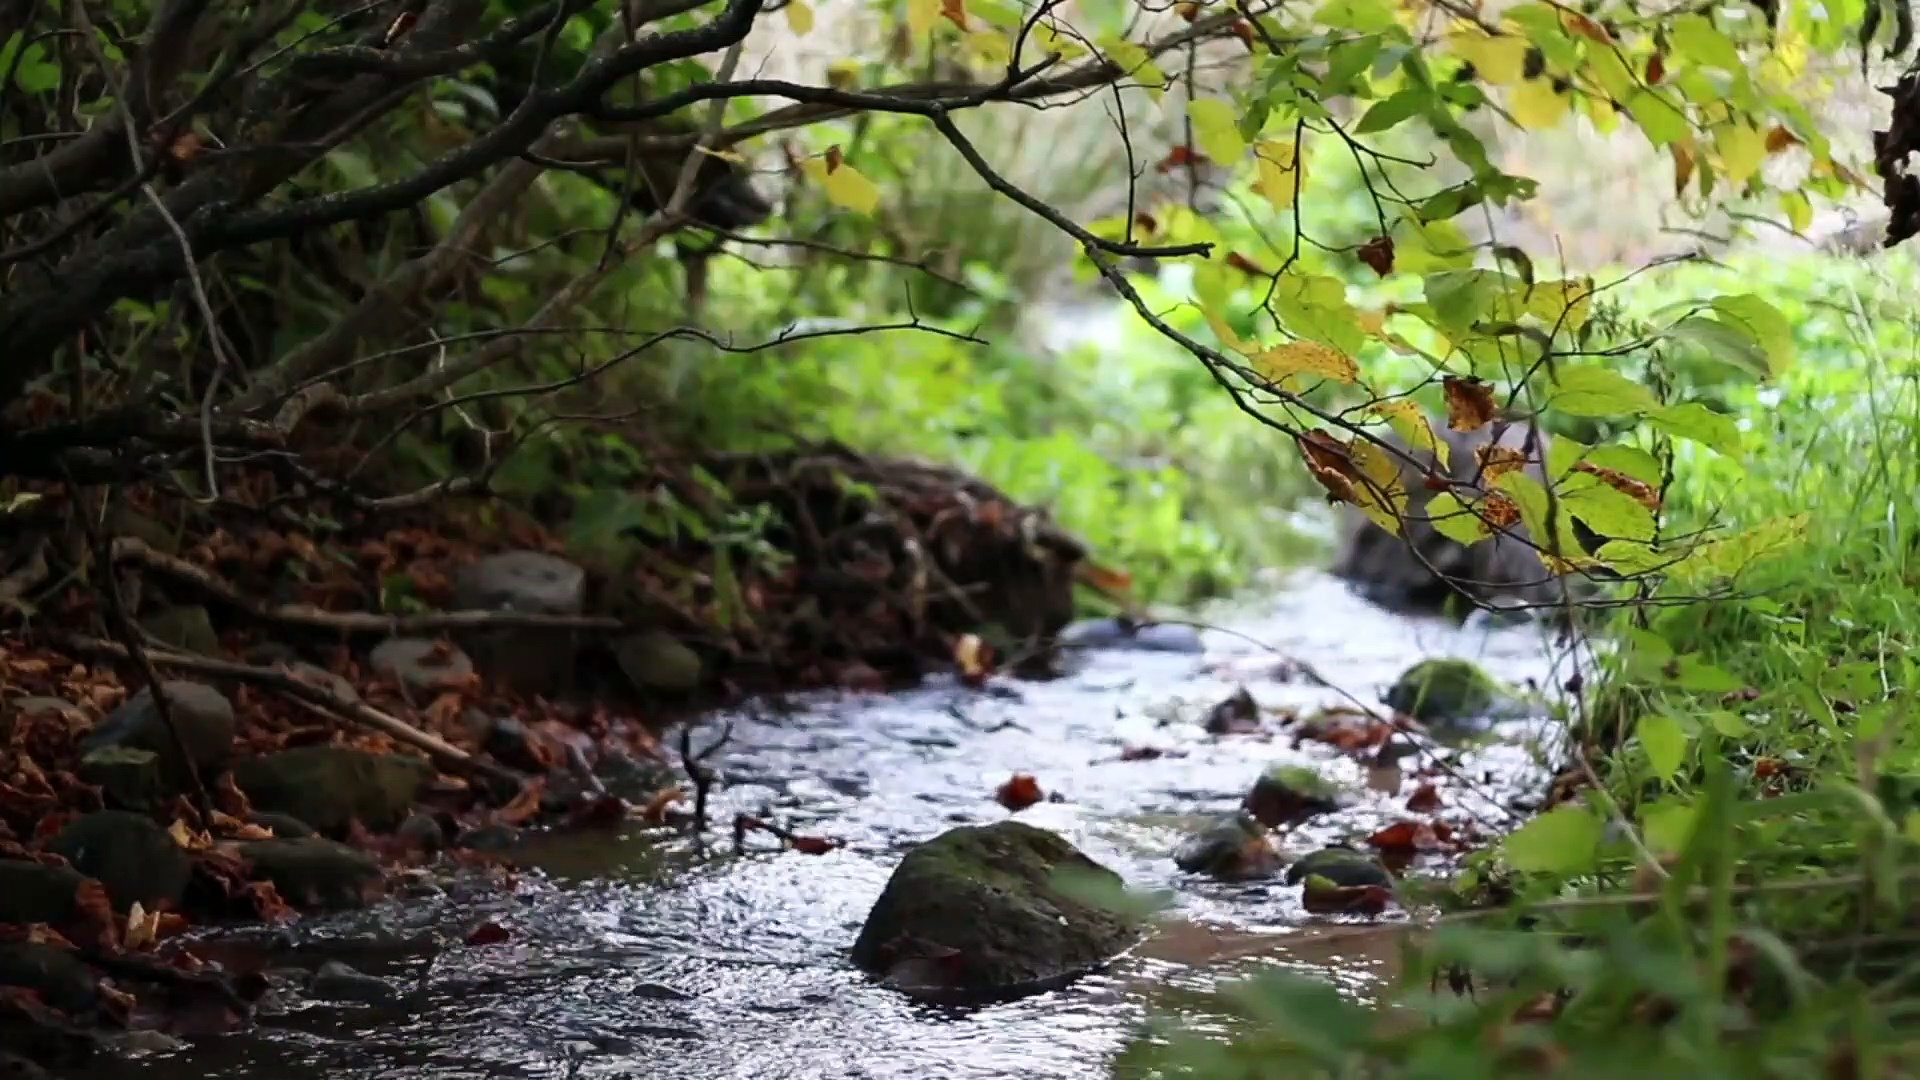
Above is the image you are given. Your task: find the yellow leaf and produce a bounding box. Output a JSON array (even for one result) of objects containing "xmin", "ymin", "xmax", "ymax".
[
  {"xmin": 1671, "ymin": 139, "xmax": 1696, "ymax": 198},
  {"xmin": 1509, "ymin": 79, "xmax": 1572, "ymax": 131},
  {"xmin": 1099, "ymin": 35, "xmax": 1166, "ymax": 99},
  {"xmin": 1251, "ymin": 340, "xmax": 1359, "ymax": 387},
  {"xmin": 785, "ymin": 0, "xmax": 815, "ymax": 33},
  {"xmin": 1527, "ymin": 278, "xmax": 1593, "ymax": 331},
  {"xmin": 1349, "ymin": 437, "xmax": 1410, "ymax": 534},
  {"xmin": 1187, "ymin": 98, "xmax": 1246, "ymax": 166},
  {"xmin": 907, "ymin": 0, "xmax": 938, "ymax": 37},
  {"xmin": 802, "ymin": 158, "xmax": 883, "ymax": 215},
  {"xmin": 168, "ymin": 818, "xmax": 196, "ymax": 848},
  {"xmin": 825, "ymin": 60, "xmax": 861, "ymax": 88},
  {"xmin": 1357, "ymin": 309, "xmax": 1388, "ymax": 337},
  {"xmin": 1030, "ymin": 23, "xmax": 1089, "ymax": 60},
  {"xmin": 1253, "ymin": 139, "xmax": 1303, "ymax": 212},
  {"xmin": 962, "ymin": 29, "xmax": 1009, "ymax": 65},
  {"xmin": 1782, "ymin": 189, "xmax": 1812, "ymax": 234},
  {"xmin": 1370, "ymin": 399, "xmax": 1451, "ymax": 468},
  {"xmin": 1202, "ymin": 306, "xmax": 1252, "ymax": 354},
  {"xmin": 1716, "ymin": 122, "xmax": 1766, "ymax": 188},
  {"xmin": 1451, "ymin": 26, "xmax": 1529, "ymax": 85}
]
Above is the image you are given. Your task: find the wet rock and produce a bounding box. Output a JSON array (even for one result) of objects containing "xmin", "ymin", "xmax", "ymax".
[
  {"xmin": 614, "ymin": 631, "xmax": 703, "ymax": 695},
  {"xmin": 1172, "ymin": 814, "xmax": 1282, "ymax": 881},
  {"xmin": 75, "ymin": 747, "xmax": 164, "ymax": 813},
  {"xmin": 396, "ymin": 813, "xmax": 445, "ymax": 854},
  {"xmin": 591, "ymin": 749, "xmax": 675, "ymax": 803},
  {"xmin": 0, "ymin": 859, "xmax": 87, "ymax": 926},
  {"xmin": 1244, "ymin": 765, "xmax": 1348, "ymax": 828},
  {"xmin": 0, "ymin": 941, "xmax": 99, "ymax": 1015},
  {"xmin": 851, "ymin": 820, "xmax": 1143, "ymax": 995},
  {"xmin": 82, "ymin": 681, "xmax": 234, "ymax": 793},
  {"xmin": 231, "ymin": 746, "xmax": 435, "ymax": 836},
  {"xmin": 1385, "ymin": 658, "xmax": 1528, "ymax": 729},
  {"xmin": 139, "ymin": 604, "xmax": 221, "ymax": 657},
  {"xmin": 101, "ymin": 1029, "xmax": 188, "ymax": 1057},
  {"xmin": 47, "ymin": 811, "xmax": 191, "ymax": 912},
  {"xmin": 247, "ymin": 812, "xmax": 316, "ymax": 839},
  {"xmin": 1283, "ymin": 846, "xmax": 1393, "ymax": 890},
  {"xmin": 237, "ymin": 838, "xmax": 383, "ymax": 910},
  {"xmin": 451, "ymin": 824, "xmax": 523, "ymax": 852},
  {"xmin": 452, "ymin": 551, "xmax": 588, "ymax": 697},
  {"xmin": 308, "ymin": 960, "xmax": 400, "ymax": 1005},
  {"xmin": 1059, "ymin": 618, "xmax": 1204, "ymax": 655},
  {"xmin": 368, "ymin": 637, "xmax": 474, "ymax": 694},
  {"xmin": 1204, "ymin": 686, "xmax": 1262, "ymax": 735}
]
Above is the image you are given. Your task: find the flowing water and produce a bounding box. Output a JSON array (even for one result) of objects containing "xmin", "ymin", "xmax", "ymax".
[{"xmin": 92, "ymin": 569, "xmax": 1584, "ymax": 1080}]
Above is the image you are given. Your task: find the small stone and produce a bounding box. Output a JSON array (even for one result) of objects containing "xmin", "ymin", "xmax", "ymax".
[
  {"xmin": 1244, "ymin": 765, "xmax": 1347, "ymax": 828},
  {"xmin": 368, "ymin": 637, "xmax": 474, "ymax": 694},
  {"xmin": 0, "ymin": 860, "xmax": 88, "ymax": 927},
  {"xmin": 237, "ymin": 838, "xmax": 383, "ymax": 911},
  {"xmin": 140, "ymin": 604, "xmax": 221, "ymax": 657},
  {"xmin": 308, "ymin": 960, "xmax": 400, "ymax": 1005},
  {"xmin": 1283, "ymin": 846, "xmax": 1393, "ymax": 890},
  {"xmin": 47, "ymin": 811, "xmax": 191, "ymax": 912},
  {"xmin": 1059, "ymin": 618, "xmax": 1204, "ymax": 654},
  {"xmin": 1172, "ymin": 814, "xmax": 1282, "ymax": 881},
  {"xmin": 396, "ymin": 813, "xmax": 445, "ymax": 854},
  {"xmin": 232, "ymin": 746, "xmax": 435, "ymax": 836},
  {"xmin": 613, "ymin": 631, "xmax": 703, "ymax": 695},
  {"xmin": 82, "ymin": 681, "xmax": 235, "ymax": 793},
  {"xmin": 452, "ymin": 551, "xmax": 588, "ymax": 697},
  {"xmin": 76, "ymin": 747, "xmax": 165, "ymax": 813}
]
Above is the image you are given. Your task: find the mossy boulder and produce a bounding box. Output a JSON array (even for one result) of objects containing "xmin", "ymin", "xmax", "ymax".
[
  {"xmin": 1244, "ymin": 765, "xmax": 1348, "ymax": 828},
  {"xmin": 0, "ymin": 860, "xmax": 88, "ymax": 927},
  {"xmin": 237, "ymin": 838, "xmax": 383, "ymax": 910},
  {"xmin": 1283, "ymin": 846, "xmax": 1393, "ymax": 890},
  {"xmin": 46, "ymin": 811, "xmax": 192, "ymax": 913},
  {"xmin": 76, "ymin": 747, "xmax": 164, "ymax": 813},
  {"xmin": 231, "ymin": 747, "xmax": 434, "ymax": 836},
  {"xmin": 139, "ymin": 605, "xmax": 221, "ymax": 657},
  {"xmin": 614, "ymin": 631, "xmax": 704, "ymax": 695},
  {"xmin": 851, "ymin": 821, "xmax": 1142, "ymax": 997},
  {"xmin": 1173, "ymin": 813, "xmax": 1282, "ymax": 881},
  {"xmin": 1384, "ymin": 658, "xmax": 1527, "ymax": 729}
]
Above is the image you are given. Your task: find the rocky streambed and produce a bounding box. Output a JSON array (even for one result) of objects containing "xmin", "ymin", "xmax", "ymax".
[{"xmin": 9, "ymin": 569, "xmax": 1582, "ymax": 1080}]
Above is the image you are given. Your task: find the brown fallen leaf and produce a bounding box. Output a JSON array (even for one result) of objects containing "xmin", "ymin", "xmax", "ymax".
[
  {"xmin": 995, "ymin": 773, "xmax": 1044, "ymax": 812},
  {"xmin": 1366, "ymin": 820, "xmax": 1446, "ymax": 854},
  {"xmin": 1405, "ymin": 783, "xmax": 1444, "ymax": 813}
]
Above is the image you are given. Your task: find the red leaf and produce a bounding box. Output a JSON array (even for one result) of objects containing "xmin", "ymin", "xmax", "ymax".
[
  {"xmin": 789, "ymin": 835, "xmax": 843, "ymax": 855},
  {"xmin": 995, "ymin": 773, "xmax": 1044, "ymax": 811},
  {"xmin": 1356, "ymin": 235, "xmax": 1395, "ymax": 276},
  {"xmin": 1646, "ymin": 52, "xmax": 1666, "ymax": 85},
  {"xmin": 1405, "ymin": 783, "xmax": 1443, "ymax": 813},
  {"xmin": 1366, "ymin": 820, "xmax": 1444, "ymax": 854},
  {"xmin": 465, "ymin": 921, "xmax": 511, "ymax": 947},
  {"xmin": 1154, "ymin": 145, "xmax": 1208, "ymax": 173}
]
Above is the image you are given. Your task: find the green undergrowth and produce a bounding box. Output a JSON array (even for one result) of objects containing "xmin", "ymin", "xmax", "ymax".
[{"xmin": 1112, "ymin": 248, "xmax": 1920, "ymax": 1075}]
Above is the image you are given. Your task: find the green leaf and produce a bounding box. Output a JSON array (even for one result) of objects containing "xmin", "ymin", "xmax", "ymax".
[
  {"xmin": 1550, "ymin": 365, "xmax": 1661, "ymax": 418},
  {"xmin": 1624, "ymin": 90, "xmax": 1691, "ymax": 147},
  {"xmin": 1595, "ymin": 538, "xmax": 1671, "ymax": 575},
  {"xmin": 1669, "ymin": 13, "xmax": 1744, "ymax": 73},
  {"xmin": 1354, "ymin": 88, "xmax": 1430, "ymax": 134},
  {"xmin": 1664, "ymin": 315, "xmax": 1771, "ymax": 379},
  {"xmin": 1707, "ymin": 710, "xmax": 1752, "ymax": 737},
  {"xmin": 1503, "ymin": 804, "xmax": 1604, "ymax": 875},
  {"xmin": 1650, "ymin": 402, "xmax": 1743, "ymax": 456},
  {"xmin": 1561, "ymin": 475, "xmax": 1657, "ymax": 542},
  {"xmin": 1710, "ymin": 293, "xmax": 1794, "ymax": 376},
  {"xmin": 1187, "ymin": 98, "xmax": 1246, "ymax": 165},
  {"xmin": 1427, "ymin": 490, "xmax": 1491, "ymax": 544},
  {"xmin": 1314, "ymin": 0, "xmax": 1399, "ymax": 33},
  {"xmin": 1641, "ymin": 800, "xmax": 1698, "ymax": 855},
  {"xmin": 1639, "ymin": 712, "xmax": 1689, "ymax": 783},
  {"xmin": 1671, "ymin": 655, "xmax": 1741, "ymax": 693},
  {"xmin": 1584, "ymin": 444, "xmax": 1664, "ymax": 486}
]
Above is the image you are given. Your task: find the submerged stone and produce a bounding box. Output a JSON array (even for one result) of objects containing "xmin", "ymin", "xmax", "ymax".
[
  {"xmin": 851, "ymin": 820, "xmax": 1142, "ymax": 997},
  {"xmin": 1059, "ymin": 618, "xmax": 1204, "ymax": 655},
  {"xmin": 1384, "ymin": 658, "xmax": 1530, "ymax": 729}
]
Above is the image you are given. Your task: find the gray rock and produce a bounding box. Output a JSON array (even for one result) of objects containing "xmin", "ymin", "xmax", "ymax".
[
  {"xmin": 851, "ymin": 820, "xmax": 1143, "ymax": 996},
  {"xmin": 613, "ymin": 631, "xmax": 703, "ymax": 694},
  {"xmin": 0, "ymin": 859, "xmax": 88, "ymax": 927},
  {"xmin": 139, "ymin": 604, "xmax": 221, "ymax": 657},
  {"xmin": 308, "ymin": 960, "xmax": 400, "ymax": 1004},
  {"xmin": 368, "ymin": 637, "xmax": 474, "ymax": 694},
  {"xmin": 237, "ymin": 838, "xmax": 383, "ymax": 910},
  {"xmin": 1060, "ymin": 618, "xmax": 1205, "ymax": 654},
  {"xmin": 232, "ymin": 746, "xmax": 435, "ymax": 836},
  {"xmin": 396, "ymin": 813, "xmax": 445, "ymax": 854},
  {"xmin": 82, "ymin": 681, "xmax": 234, "ymax": 793},
  {"xmin": 452, "ymin": 551, "xmax": 588, "ymax": 697},
  {"xmin": 76, "ymin": 747, "xmax": 165, "ymax": 813},
  {"xmin": 101, "ymin": 1029, "xmax": 189, "ymax": 1057},
  {"xmin": 47, "ymin": 811, "xmax": 192, "ymax": 913}
]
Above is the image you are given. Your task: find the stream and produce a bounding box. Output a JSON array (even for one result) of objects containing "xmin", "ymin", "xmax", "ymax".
[{"xmin": 98, "ymin": 569, "xmax": 1581, "ymax": 1080}]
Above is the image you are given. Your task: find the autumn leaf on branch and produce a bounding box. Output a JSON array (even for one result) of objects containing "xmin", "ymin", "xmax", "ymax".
[
  {"xmin": 1443, "ymin": 376, "xmax": 1499, "ymax": 432},
  {"xmin": 1295, "ymin": 431, "xmax": 1410, "ymax": 535},
  {"xmin": 1250, "ymin": 340, "xmax": 1359, "ymax": 390}
]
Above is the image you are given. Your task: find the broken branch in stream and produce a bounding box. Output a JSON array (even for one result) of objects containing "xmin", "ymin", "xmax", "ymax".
[{"xmin": 59, "ymin": 635, "xmax": 529, "ymax": 791}]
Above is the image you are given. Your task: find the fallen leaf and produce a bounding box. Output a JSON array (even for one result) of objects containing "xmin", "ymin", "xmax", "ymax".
[
  {"xmin": 640, "ymin": 786, "xmax": 687, "ymax": 825},
  {"xmin": 953, "ymin": 634, "xmax": 992, "ymax": 684},
  {"xmin": 1367, "ymin": 820, "xmax": 1445, "ymax": 853},
  {"xmin": 995, "ymin": 773, "xmax": 1044, "ymax": 811},
  {"xmin": 1405, "ymin": 783, "xmax": 1444, "ymax": 813},
  {"xmin": 123, "ymin": 901, "xmax": 162, "ymax": 951},
  {"xmin": 789, "ymin": 834, "xmax": 844, "ymax": 855}
]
